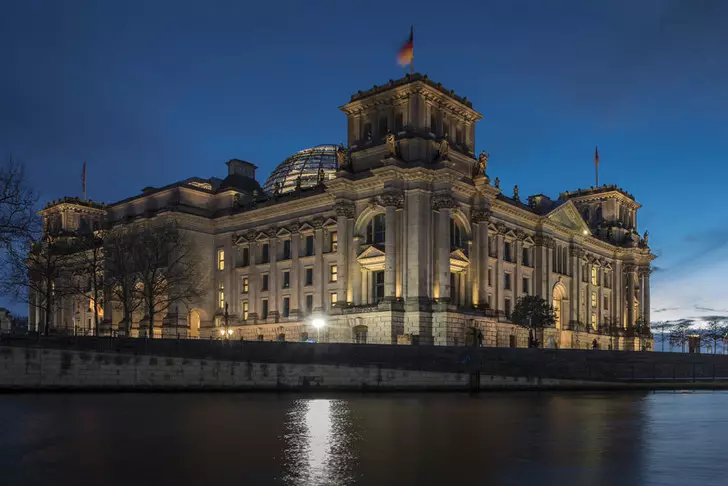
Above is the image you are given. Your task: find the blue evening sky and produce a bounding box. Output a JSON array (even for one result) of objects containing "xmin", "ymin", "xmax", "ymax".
[{"xmin": 1, "ymin": 0, "xmax": 727, "ymax": 322}]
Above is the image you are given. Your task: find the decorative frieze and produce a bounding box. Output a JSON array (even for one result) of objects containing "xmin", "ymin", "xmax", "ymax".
[{"xmin": 534, "ymin": 234, "xmax": 555, "ymax": 248}]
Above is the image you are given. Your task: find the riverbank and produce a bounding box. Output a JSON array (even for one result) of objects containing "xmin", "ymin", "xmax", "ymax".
[{"xmin": 3, "ymin": 337, "xmax": 728, "ymax": 391}]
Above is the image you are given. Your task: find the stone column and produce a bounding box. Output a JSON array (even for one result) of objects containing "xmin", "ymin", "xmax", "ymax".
[
  {"xmin": 381, "ymin": 191, "xmax": 403, "ymax": 300},
  {"xmin": 514, "ymin": 233, "xmax": 523, "ymax": 302},
  {"xmin": 613, "ymin": 260, "xmax": 622, "ymax": 330},
  {"xmin": 267, "ymin": 230, "xmax": 278, "ymax": 321},
  {"xmin": 472, "ymin": 209, "xmax": 490, "ymax": 308},
  {"xmin": 351, "ymin": 235, "xmax": 363, "ymax": 305},
  {"xmin": 313, "ymin": 218, "xmax": 324, "ymax": 311},
  {"xmin": 248, "ymin": 238, "xmax": 258, "ymax": 320},
  {"xmin": 433, "ymin": 194, "xmax": 455, "ymax": 302},
  {"xmin": 534, "ymin": 234, "xmax": 547, "ymax": 300},
  {"xmin": 334, "ymin": 201, "xmax": 355, "ymax": 304},
  {"xmin": 496, "ymin": 229, "xmax": 505, "ymax": 312},
  {"xmin": 289, "ymin": 229, "xmax": 300, "ymax": 317},
  {"xmin": 544, "ymin": 237, "xmax": 554, "ymax": 304},
  {"xmin": 640, "ymin": 267, "xmax": 651, "ymax": 325},
  {"xmin": 569, "ymin": 246, "xmax": 583, "ymax": 327},
  {"xmin": 625, "ymin": 264, "xmax": 636, "ymax": 332}
]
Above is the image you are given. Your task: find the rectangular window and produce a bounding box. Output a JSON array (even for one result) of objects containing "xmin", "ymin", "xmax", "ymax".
[
  {"xmin": 217, "ymin": 249, "xmax": 225, "ymax": 271},
  {"xmin": 591, "ymin": 313, "xmax": 597, "ymax": 329},
  {"xmin": 262, "ymin": 243, "xmax": 269, "ymax": 263},
  {"xmin": 430, "ymin": 114, "xmax": 436, "ymax": 133},
  {"xmin": 591, "ymin": 292, "xmax": 597, "ymax": 308},
  {"xmin": 305, "ymin": 235, "xmax": 314, "ymax": 256},
  {"xmin": 487, "ymin": 294, "xmax": 492, "ymax": 309},
  {"xmin": 282, "ymin": 297, "xmax": 290, "ymax": 318},
  {"xmin": 306, "ymin": 295, "xmax": 313, "ymax": 314},
  {"xmin": 379, "ymin": 116, "xmax": 388, "ymax": 137},
  {"xmin": 330, "ymin": 292, "xmax": 337, "ymax": 306},
  {"xmin": 261, "ymin": 299, "xmax": 268, "ymax": 320},
  {"xmin": 395, "ymin": 113, "xmax": 403, "ymax": 132},
  {"xmin": 522, "ymin": 277, "xmax": 529, "ymax": 295},
  {"xmin": 242, "ymin": 277, "xmax": 249, "ymax": 293},
  {"xmin": 330, "ymin": 231, "xmax": 338, "ymax": 252},
  {"xmin": 603, "ymin": 296, "xmax": 609, "ymax": 309},
  {"xmin": 283, "ymin": 240, "xmax": 291, "ymax": 259},
  {"xmin": 305, "ymin": 268, "xmax": 313, "ymax": 286},
  {"xmin": 262, "ymin": 274, "xmax": 269, "ymax": 291},
  {"xmin": 505, "ymin": 298, "xmax": 512, "ymax": 319},
  {"xmin": 241, "ymin": 301, "xmax": 248, "ymax": 320},
  {"xmin": 282, "ymin": 270, "xmax": 290, "ymax": 288},
  {"xmin": 504, "ymin": 273, "xmax": 511, "ymax": 290},
  {"xmin": 591, "ymin": 267, "xmax": 598, "ymax": 285},
  {"xmin": 604, "ymin": 271, "xmax": 611, "ymax": 288},
  {"xmin": 330, "ymin": 264, "xmax": 338, "ymax": 282},
  {"xmin": 373, "ymin": 271, "xmax": 385, "ymax": 302},
  {"xmin": 218, "ymin": 281, "xmax": 225, "ymax": 309},
  {"xmin": 242, "ymin": 247, "xmax": 249, "ymax": 267},
  {"xmin": 522, "ymin": 247, "xmax": 530, "ymax": 266},
  {"xmin": 504, "ymin": 242, "xmax": 512, "ymax": 262}
]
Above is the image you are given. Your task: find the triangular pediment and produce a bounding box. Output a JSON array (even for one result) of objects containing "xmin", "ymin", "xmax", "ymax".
[
  {"xmin": 357, "ymin": 244, "xmax": 385, "ymax": 259},
  {"xmin": 546, "ymin": 201, "xmax": 590, "ymax": 233},
  {"xmin": 450, "ymin": 248, "xmax": 470, "ymax": 262},
  {"xmin": 323, "ymin": 217, "xmax": 338, "ymax": 228},
  {"xmin": 298, "ymin": 222, "xmax": 314, "ymax": 233},
  {"xmin": 276, "ymin": 227, "xmax": 291, "ymax": 237},
  {"xmin": 254, "ymin": 232, "xmax": 269, "ymax": 241}
]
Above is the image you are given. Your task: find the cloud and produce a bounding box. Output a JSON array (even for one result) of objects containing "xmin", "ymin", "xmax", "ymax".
[{"xmin": 653, "ymin": 307, "xmax": 680, "ymax": 313}]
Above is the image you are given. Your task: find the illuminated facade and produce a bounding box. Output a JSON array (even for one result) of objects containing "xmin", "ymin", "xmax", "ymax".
[{"xmin": 35, "ymin": 74, "xmax": 654, "ymax": 349}]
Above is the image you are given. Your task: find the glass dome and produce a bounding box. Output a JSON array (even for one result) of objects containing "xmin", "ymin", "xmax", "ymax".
[{"xmin": 263, "ymin": 144, "xmax": 338, "ymax": 195}]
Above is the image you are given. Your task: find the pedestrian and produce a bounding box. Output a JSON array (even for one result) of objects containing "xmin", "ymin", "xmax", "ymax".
[
  {"xmin": 477, "ymin": 329, "xmax": 484, "ymax": 347},
  {"xmin": 592, "ymin": 338, "xmax": 598, "ymax": 350}
]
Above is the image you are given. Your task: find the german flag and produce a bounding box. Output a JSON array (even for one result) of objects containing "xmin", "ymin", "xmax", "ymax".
[{"xmin": 397, "ymin": 26, "xmax": 413, "ymax": 66}]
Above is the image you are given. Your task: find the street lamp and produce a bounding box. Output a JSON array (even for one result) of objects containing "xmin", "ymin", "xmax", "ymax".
[{"xmin": 312, "ymin": 318, "xmax": 325, "ymax": 343}]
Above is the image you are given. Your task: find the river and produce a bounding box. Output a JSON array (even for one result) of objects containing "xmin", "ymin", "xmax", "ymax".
[{"xmin": 0, "ymin": 391, "xmax": 726, "ymax": 485}]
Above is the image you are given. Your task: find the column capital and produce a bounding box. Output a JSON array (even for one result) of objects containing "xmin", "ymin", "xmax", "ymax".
[
  {"xmin": 380, "ymin": 190, "xmax": 404, "ymax": 209},
  {"xmin": 623, "ymin": 263, "xmax": 637, "ymax": 273},
  {"xmin": 534, "ymin": 233, "xmax": 554, "ymax": 248},
  {"xmin": 569, "ymin": 245, "xmax": 585, "ymax": 258},
  {"xmin": 334, "ymin": 200, "xmax": 356, "ymax": 218},
  {"xmin": 265, "ymin": 227, "xmax": 278, "ymax": 239},
  {"xmin": 432, "ymin": 193, "xmax": 457, "ymax": 211},
  {"xmin": 638, "ymin": 266, "xmax": 652, "ymax": 277},
  {"xmin": 312, "ymin": 217, "xmax": 325, "ymax": 230},
  {"xmin": 471, "ymin": 208, "xmax": 491, "ymax": 224}
]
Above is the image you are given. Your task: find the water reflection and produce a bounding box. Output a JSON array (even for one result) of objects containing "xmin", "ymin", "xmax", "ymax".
[
  {"xmin": 1, "ymin": 392, "xmax": 727, "ymax": 486},
  {"xmin": 281, "ymin": 399, "xmax": 359, "ymax": 485}
]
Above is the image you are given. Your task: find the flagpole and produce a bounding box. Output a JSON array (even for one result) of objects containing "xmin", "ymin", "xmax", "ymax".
[
  {"xmin": 410, "ymin": 25, "xmax": 414, "ymax": 75},
  {"xmin": 82, "ymin": 160, "xmax": 87, "ymax": 201},
  {"xmin": 594, "ymin": 147, "xmax": 599, "ymax": 187}
]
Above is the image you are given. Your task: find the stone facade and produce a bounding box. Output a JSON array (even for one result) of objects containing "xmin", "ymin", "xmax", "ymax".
[{"xmin": 32, "ymin": 73, "xmax": 654, "ymax": 350}]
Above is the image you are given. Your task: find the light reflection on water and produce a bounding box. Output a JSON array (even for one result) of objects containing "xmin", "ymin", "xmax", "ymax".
[
  {"xmin": 281, "ymin": 399, "xmax": 359, "ymax": 485},
  {"xmin": 1, "ymin": 392, "xmax": 728, "ymax": 485}
]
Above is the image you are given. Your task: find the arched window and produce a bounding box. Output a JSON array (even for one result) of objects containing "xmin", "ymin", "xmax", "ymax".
[
  {"xmin": 365, "ymin": 214, "xmax": 386, "ymax": 244},
  {"xmin": 450, "ymin": 219, "xmax": 465, "ymax": 250}
]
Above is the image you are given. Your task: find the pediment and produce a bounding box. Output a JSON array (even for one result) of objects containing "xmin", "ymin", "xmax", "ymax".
[
  {"xmin": 298, "ymin": 222, "xmax": 314, "ymax": 233},
  {"xmin": 323, "ymin": 217, "xmax": 338, "ymax": 228},
  {"xmin": 450, "ymin": 248, "xmax": 470, "ymax": 273},
  {"xmin": 546, "ymin": 201, "xmax": 590, "ymax": 233},
  {"xmin": 523, "ymin": 236, "xmax": 535, "ymax": 245},
  {"xmin": 276, "ymin": 227, "xmax": 291, "ymax": 237},
  {"xmin": 450, "ymin": 248, "xmax": 470, "ymax": 262},
  {"xmin": 254, "ymin": 231, "xmax": 269, "ymax": 241},
  {"xmin": 357, "ymin": 244, "xmax": 386, "ymax": 271}
]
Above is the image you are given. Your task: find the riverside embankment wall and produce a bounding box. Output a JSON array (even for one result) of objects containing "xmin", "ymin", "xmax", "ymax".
[{"xmin": 2, "ymin": 337, "xmax": 728, "ymax": 391}]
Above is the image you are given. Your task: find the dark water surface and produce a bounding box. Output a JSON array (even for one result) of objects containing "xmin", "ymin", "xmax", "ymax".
[{"xmin": 1, "ymin": 391, "xmax": 726, "ymax": 486}]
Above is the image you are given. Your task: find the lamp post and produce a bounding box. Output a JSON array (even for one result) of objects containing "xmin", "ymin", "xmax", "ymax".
[
  {"xmin": 312, "ymin": 318, "xmax": 325, "ymax": 343},
  {"xmin": 219, "ymin": 303, "xmax": 233, "ymax": 341}
]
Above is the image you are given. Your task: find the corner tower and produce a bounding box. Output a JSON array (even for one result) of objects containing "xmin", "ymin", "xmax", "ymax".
[{"xmin": 339, "ymin": 73, "xmax": 483, "ymax": 175}]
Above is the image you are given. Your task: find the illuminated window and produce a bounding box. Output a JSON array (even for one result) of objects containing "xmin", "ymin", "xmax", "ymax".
[
  {"xmin": 330, "ymin": 264, "xmax": 338, "ymax": 282},
  {"xmin": 591, "ymin": 267, "xmax": 598, "ymax": 285},
  {"xmin": 591, "ymin": 313, "xmax": 597, "ymax": 329},
  {"xmin": 217, "ymin": 249, "xmax": 225, "ymax": 271},
  {"xmin": 242, "ymin": 277, "xmax": 249, "ymax": 293},
  {"xmin": 591, "ymin": 292, "xmax": 597, "ymax": 308},
  {"xmin": 330, "ymin": 293, "xmax": 337, "ymax": 306},
  {"xmin": 330, "ymin": 231, "xmax": 338, "ymax": 252},
  {"xmin": 241, "ymin": 301, "xmax": 248, "ymax": 320},
  {"xmin": 217, "ymin": 281, "xmax": 224, "ymax": 309}
]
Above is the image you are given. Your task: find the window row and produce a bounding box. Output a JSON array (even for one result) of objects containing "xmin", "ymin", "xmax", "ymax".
[
  {"xmin": 238, "ymin": 293, "xmax": 339, "ymax": 320},
  {"xmin": 217, "ymin": 232, "xmax": 339, "ymax": 270}
]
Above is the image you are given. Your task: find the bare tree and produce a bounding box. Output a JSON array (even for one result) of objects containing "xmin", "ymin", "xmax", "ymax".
[
  {"xmin": 2, "ymin": 233, "xmax": 75, "ymax": 335},
  {"xmin": 669, "ymin": 319, "xmax": 694, "ymax": 353},
  {"xmin": 131, "ymin": 221, "xmax": 205, "ymax": 338},
  {"xmin": 0, "ymin": 156, "xmax": 37, "ymax": 249},
  {"xmin": 104, "ymin": 226, "xmax": 142, "ymax": 336},
  {"xmin": 651, "ymin": 321, "xmax": 674, "ymax": 352},
  {"xmin": 703, "ymin": 317, "xmax": 727, "ymax": 354},
  {"xmin": 68, "ymin": 231, "xmax": 105, "ymax": 336}
]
